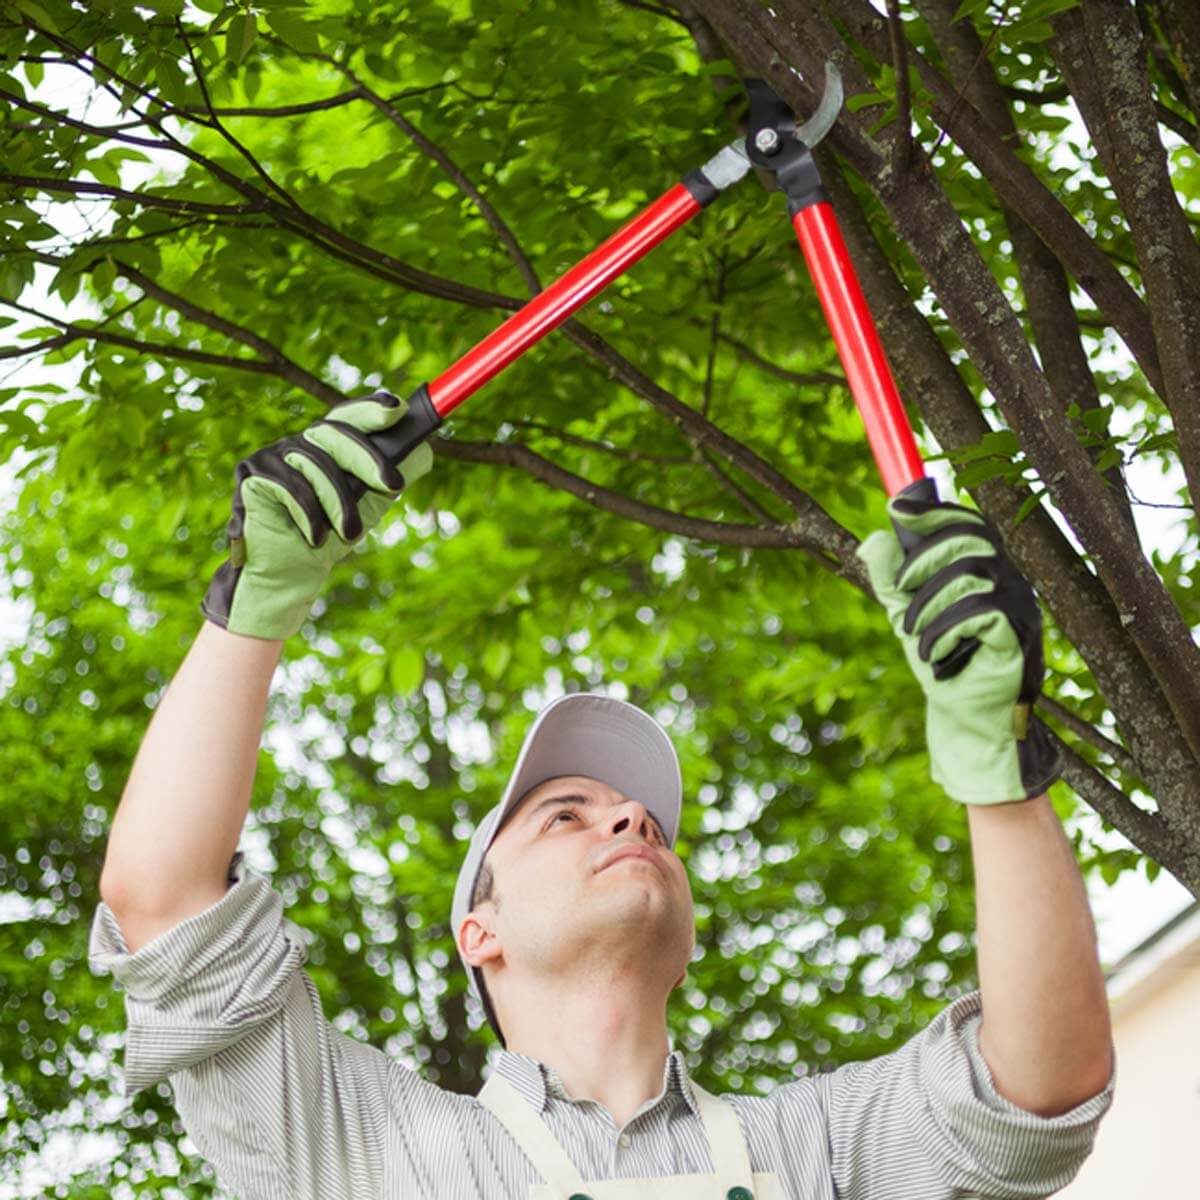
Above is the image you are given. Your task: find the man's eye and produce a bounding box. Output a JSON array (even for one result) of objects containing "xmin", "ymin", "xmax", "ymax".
[{"xmin": 550, "ymin": 809, "xmax": 578, "ymax": 827}]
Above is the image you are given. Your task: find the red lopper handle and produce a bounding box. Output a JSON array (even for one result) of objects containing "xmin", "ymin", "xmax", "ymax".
[{"xmin": 791, "ymin": 201, "xmax": 925, "ymax": 497}]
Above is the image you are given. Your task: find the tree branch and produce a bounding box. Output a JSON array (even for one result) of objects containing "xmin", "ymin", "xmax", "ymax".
[
  {"xmin": 713, "ymin": 330, "xmax": 843, "ymax": 388},
  {"xmin": 915, "ymin": 0, "xmax": 1135, "ymax": 531},
  {"xmin": 885, "ymin": 0, "xmax": 913, "ymax": 176},
  {"xmin": 1053, "ymin": 3, "xmax": 1200, "ymax": 509},
  {"xmin": 432, "ymin": 436, "xmax": 862, "ymax": 584},
  {"xmin": 1037, "ymin": 694, "xmax": 1140, "ymax": 781},
  {"xmin": 175, "ymin": 22, "xmax": 304, "ymax": 212},
  {"xmin": 336, "ymin": 67, "xmax": 542, "ymax": 295},
  {"xmin": 1056, "ymin": 740, "xmax": 1196, "ymax": 895}
]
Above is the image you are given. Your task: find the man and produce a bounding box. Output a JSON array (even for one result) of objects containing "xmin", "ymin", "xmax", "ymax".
[{"xmin": 91, "ymin": 393, "xmax": 1116, "ymax": 1199}]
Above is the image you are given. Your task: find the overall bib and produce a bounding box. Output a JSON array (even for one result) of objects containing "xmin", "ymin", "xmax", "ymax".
[{"xmin": 478, "ymin": 1072, "xmax": 789, "ymax": 1200}]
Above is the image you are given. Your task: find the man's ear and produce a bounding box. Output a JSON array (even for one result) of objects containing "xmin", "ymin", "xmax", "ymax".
[{"xmin": 458, "ymin": 908, "xmax": 504, "ymax": 971}]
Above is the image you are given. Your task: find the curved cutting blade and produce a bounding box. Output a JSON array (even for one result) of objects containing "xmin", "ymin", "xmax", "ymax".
[{"xmin": 794, "ymin": 62, "xmax": 844, "ymax": 148}]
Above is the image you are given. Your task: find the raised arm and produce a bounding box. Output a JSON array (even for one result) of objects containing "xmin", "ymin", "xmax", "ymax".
[
  {"xmin": 98, "ymin": 621, "xmax": 283, "ymax": 950},
  {"xmin": 98, "ymin": 390, "xmax": 433, "ymax": 952}
]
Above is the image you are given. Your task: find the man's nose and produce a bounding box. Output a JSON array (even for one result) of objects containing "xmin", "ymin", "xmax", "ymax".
[{"xmin": 608, "ymin": 799, "xmax": 658, "ymax": 843}]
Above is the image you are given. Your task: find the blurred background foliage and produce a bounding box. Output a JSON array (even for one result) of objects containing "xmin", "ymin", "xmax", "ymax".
[{"xmin": 0, "ymin": 0, "xmax": 1194, "ymax": 1194}]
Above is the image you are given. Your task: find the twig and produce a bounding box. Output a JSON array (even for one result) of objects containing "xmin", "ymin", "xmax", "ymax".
[
  {"xmin": 433, "ymin": 436, "xmax": 857, "ymax": 579},
  {"xmin": 885, "ymin": 0, "xmax": 913, "ymax": 175},
  {"xmin": 1036, "ymin": 694, "xmax": 1140, "ymax": 779}
]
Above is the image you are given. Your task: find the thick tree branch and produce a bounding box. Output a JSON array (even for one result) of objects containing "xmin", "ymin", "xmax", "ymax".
[
  {"xmin": 1053, "ymin": 3, "xmax": 1200, "ymax": 510},
  {"xmin": 822, "ymin": 0, "xmax": 1167, "ymax": 402},
  {"xmin": 696, "ymin": 0, "xmax": 1200, "ymax": 771},
  {"xmin": 915, "ymin": 0, "xmax": 1135, "ymax": 531}
]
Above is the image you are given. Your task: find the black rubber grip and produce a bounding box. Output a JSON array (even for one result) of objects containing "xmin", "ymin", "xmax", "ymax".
[
  {"xmin": 346, "ymin": 382, "xmax": 442, "ymax": 505},
  {"xmin": 891, "ymin": 476, "xmax": 938, "ymax": 552}
]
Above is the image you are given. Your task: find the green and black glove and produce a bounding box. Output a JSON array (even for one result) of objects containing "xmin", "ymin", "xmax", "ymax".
[
  {"xmin": 856, "ymin": 494, "xmax": 1061, "ymax": 805},
  {"xmin": 201, "ymin": 391, "xmax": 434, "ymax": 641}
]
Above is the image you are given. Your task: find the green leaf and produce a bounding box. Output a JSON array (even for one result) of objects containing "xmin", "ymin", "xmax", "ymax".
[
  {"xmin": 1013, "ymin": 488, "xmax": 1045, "ymax": 527},
  {"xmin": 155, "ymin": 57, "xmax": 189, "ymax": 108},
  {"xmin": 846, "ymin": 91, "xmax": 889, "ymax": 113},
  {"xmin": 226, "ymin": 12, "xmax": 258, "ymax": 64},
  {"xmin": 481, "ymin": 639, "xmax": 512, "ymax": 680},
  {"xmin": 12, "ymin": 0, "xmax": 60, "ymax": 35},
  {"xmin": 0, "ymin": 261, "xmax": 29, "ymax": 302},
  {"xmin": 388, "ymin": 646, "xmax": 424, "ymax": 694},
  {"xmin": 266, "ymin": 10, "xmax": 322, "ymax": 54},
  {"xmin": 92, "ymin": 258, "xmax": 116, "ymax": 297},
  {"xmin": 359, "ymin": 656, "xmax": 385, "ymax": 695},
  {"xmin": 952, "ymin": 0, "xmax": 991, "ymax": 21},
  {"xmin": 116, "ymin": 405, "xmax": 147, "ymax": 448},
  {"xmin": 953, "ymin": 457, "xmax": 1021, "ymax": 488},
  {"xmin": 155, "ymin": 493, "xmax": 188, "ymax": 540}
]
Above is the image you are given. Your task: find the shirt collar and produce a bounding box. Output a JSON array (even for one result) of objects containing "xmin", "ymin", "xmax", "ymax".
[{"xmin": 491, "ymin": 1046, "xmax": 701, "ymax": 1120}]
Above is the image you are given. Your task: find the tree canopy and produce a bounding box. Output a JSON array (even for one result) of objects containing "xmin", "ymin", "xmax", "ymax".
[{"xmin": 1, "ymin": 0, "xmax": 1197, "ymax": 1195}]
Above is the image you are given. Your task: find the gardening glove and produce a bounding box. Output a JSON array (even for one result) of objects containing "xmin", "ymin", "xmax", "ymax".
[
  {"xmin": 201, "ymin": 391, "xmax": 434, "ymax": 641},
  {"xmin": 856, "ymin": 494, "xmax": 1061, "ymax": 805}
]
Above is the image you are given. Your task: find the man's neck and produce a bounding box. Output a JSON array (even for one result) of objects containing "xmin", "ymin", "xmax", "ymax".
[{"xmin": 501, "ymin": 981, "xmax": 673, "ymax": 1130}]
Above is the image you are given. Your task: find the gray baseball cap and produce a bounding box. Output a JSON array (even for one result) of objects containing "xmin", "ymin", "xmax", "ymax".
[{"xmin": 451, "ymin": 692, "xmax": 683, "ymax": 1047}]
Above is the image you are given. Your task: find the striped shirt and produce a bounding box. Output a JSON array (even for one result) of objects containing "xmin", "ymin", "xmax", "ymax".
[{"xmin": 88, "ymin": 855, "xmax": 1115, "ymax": 1200}]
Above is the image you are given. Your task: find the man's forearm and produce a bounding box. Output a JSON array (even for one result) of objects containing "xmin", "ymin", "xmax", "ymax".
[
  {"xmin": 99, "ymin": 619, "xmax": 284, "ymax": 952},
  {"xmin": 967, "ymin": 794, "xmax": 1114, "ymax": 1116}
]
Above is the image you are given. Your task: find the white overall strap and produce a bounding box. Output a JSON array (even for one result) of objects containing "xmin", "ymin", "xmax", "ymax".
[
  {"xmin": 688, "ymin": 1082, "xmax": 754, "ymax": 1186},
  {"xmin": 478, "ymin": 1072, "xmax": 590, "ymax": 1194}
]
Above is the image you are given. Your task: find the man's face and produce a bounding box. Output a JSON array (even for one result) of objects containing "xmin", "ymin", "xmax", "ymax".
[{"xmin": 459, "ymin": 774, "xmax": 695, "ymax": 1005}]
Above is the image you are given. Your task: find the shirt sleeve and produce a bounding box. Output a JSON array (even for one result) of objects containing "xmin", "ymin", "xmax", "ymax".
[
  {"xmin": 88, "ymin": 854, "xmax": 392, "ymax": 1200},
  {"xmin": 813, "ymin": 989, "xmax": 1116, "ymax": 1200}
]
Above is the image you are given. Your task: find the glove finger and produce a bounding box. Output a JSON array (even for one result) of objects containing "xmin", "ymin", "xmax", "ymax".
[
  {"xmin": 242, "ymin": 472, "xmax": 330, "ymax": 549},
  {"xmin": 920, "ymin": 596, "xmax": 1008, "ymax": 665},
  {"xmin": 398, "ymin": 440, "xmax": 434, "ymax": 486},
  {"xmin": 896, "ymin": 525, "xmax": 999, "ymax": 592},
  {"xmin": 304, "ymin": 421, "xmax": 405, "ymax": 492},
  {"xmin": 857, "ymin": 529, "xmax": 905, "ymax": 599},
  {"xmin": 321, "ymin": 390, "xmax": 408, "ymax": 435},
  {"xmin": 903, "ymin": 556, "xmax": 1000, "ymax": 637},
  {"xmin": 282, "ymin": 443, "xmax": 363, "ymax": 542},
  {"xmin": 888, "ymin": 496, "xmax": 987, "ymax": 537}
]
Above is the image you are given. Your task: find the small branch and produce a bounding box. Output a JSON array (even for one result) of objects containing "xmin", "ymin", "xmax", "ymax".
[
  {"xmin": 1036, "ymin": 694, "xmax": 1140, "ymax": 780},
  {"xmin": 1155, "ymin": 101, "xmax": 1200, "ymax": 150},
  {"xmin": 432, "ymin": 436, "xmax": 859, "ymax": 581},
  {"xmin": 1055, "ymin": 739, "xmax": 1182, "ymax": 872},
  {"xmin": 714, "ymin": 330, "xmax": 843, "ymax": 387},
  {"xmin": 558, "ymin": 318, "xmax": 867, "ymax": 583},
  {"xmin": 0, "ymin": 173, "xmax": 258, "ymax": 218},
  {"xmin": 337, "ymin": 68, "xmax": 542, "ymax": 295},
  {"xmin": 113, "ymin": 263, "xmax": 345, "ymax": 406},
  {"xmin": 503, "ymin": 419, "xmax": 692, "ymax": 464},
  {"xmin": 885, "ymin": 0, "xmax": 914, "ymax": 175},
  {"xmin": 175, "ymin": 23, "xmax": 303, "ymax": 212},
  {"xmin": 618, "ymin": 0, "xmax": 691, "ymax": 25},
  {"xmin": 0, "ymin": 297, "xmax": 345, "ymax": 405}
]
